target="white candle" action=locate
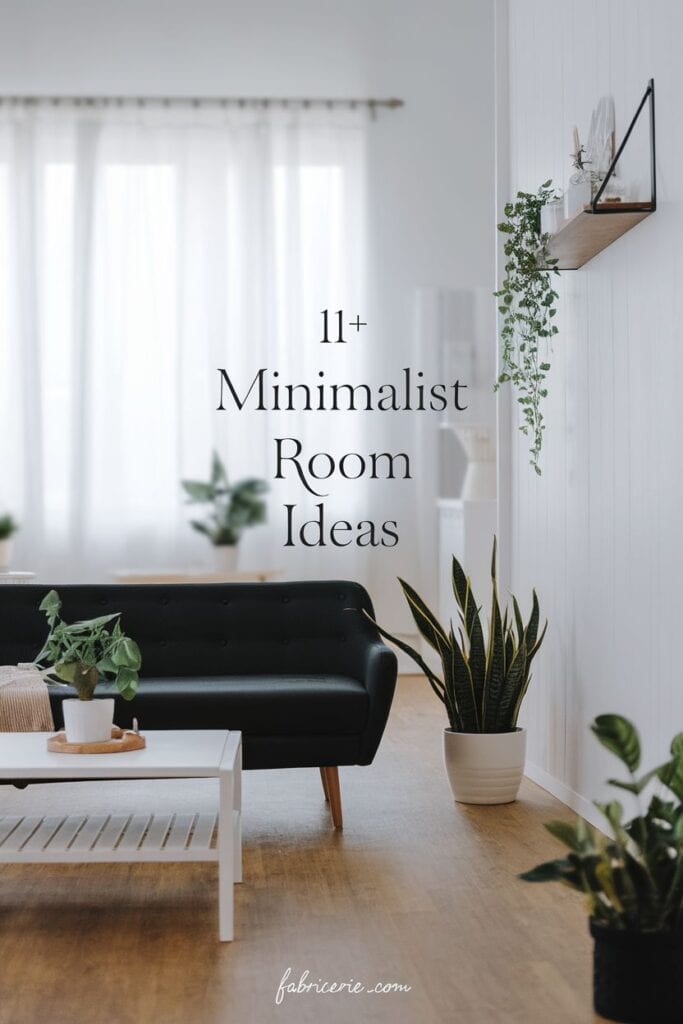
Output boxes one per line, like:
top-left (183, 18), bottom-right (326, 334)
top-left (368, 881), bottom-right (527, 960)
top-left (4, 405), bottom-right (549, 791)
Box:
top-left (573, 125), bottom-right (580, 155)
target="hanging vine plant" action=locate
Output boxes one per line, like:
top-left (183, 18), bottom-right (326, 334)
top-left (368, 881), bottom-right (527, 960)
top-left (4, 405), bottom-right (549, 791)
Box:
top-left (495, 181), bottom-right (561, 475)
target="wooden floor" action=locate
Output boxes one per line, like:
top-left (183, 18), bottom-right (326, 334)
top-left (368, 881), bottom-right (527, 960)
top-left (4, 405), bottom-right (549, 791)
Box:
top-left (0, 677), bottom-right (598, 1024)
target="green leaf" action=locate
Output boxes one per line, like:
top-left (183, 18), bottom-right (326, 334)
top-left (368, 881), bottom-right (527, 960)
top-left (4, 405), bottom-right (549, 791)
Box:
top-left (657, 757), bottom-right (683, 802)
top-left (544, 820), bottom-right (585, 852)
top-left (39, 589), bottom-right (62, 624)
top-left (608, 767), bottom-right (660, 796)
top-left (181, 480), bottom-right (215, 503)
top-left (96, 656), bottom-right (117, 676)
top-left (63, 612), bottom-right (119, 631)
top-left (112, 637), bottom-right (142, 670)
top-left (361, 610), bottom-right (451, 716)
top-left (519, 859), bottom-right (572, 883)
top-left (115, 666), bottom-right (139, 701)
top-left (591, 715), bottom-right (641, 773)
top-left (211, 450), bottom-right (227, 486)
top-left (451, 554), bottom-right (470, 616)
top-left (593, 801), bottom-right (624, 836)
top-left (512, 596), bottom-right (524, 644)
top-left (468, 607), bottom-right (487, 715)
top-left (397, 578), bottom-right (450, 653)
top-left (190, 520), bottom-right (212, 538)
top-left (495, 641), bottom-right (528, 730)
top-left (53, 660), bottom-right (78, 684)
top-left (448, 626), bottom-right (479, 732)
top-left (483, 576), bottom-right (505, 730)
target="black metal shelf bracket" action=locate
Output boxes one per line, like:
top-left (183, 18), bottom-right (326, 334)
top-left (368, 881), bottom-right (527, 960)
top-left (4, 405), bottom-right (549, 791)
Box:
top-left (591, 78), bottom-right (656, 214)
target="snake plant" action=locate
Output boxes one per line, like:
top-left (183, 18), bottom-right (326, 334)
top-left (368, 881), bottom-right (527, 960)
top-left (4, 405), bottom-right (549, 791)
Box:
top-left (369, 538), bottom-right (547, 733)
top-left (521, 715), bottom-right (683, 932)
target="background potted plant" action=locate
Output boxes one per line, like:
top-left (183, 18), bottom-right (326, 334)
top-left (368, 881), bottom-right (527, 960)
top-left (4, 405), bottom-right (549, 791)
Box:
top-left (521, 714), bottom-right (683, 1024)
top-left (181, 451), bottom-right (268, 573)
top-left (369, 538), bottom-right (547, 804)
top-left (34, 589), bottom-right (141, 743)
top-left (0, 513), bottom-right (18, 570)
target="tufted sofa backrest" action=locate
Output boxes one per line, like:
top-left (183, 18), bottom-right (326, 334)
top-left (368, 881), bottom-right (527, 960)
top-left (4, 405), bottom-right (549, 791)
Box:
top-left (0, 581), bottom-right (379, 680)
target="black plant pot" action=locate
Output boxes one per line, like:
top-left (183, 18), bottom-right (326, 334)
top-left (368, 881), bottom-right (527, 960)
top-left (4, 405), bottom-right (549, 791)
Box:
top-left (591, 919), bottom-right (683, 1023)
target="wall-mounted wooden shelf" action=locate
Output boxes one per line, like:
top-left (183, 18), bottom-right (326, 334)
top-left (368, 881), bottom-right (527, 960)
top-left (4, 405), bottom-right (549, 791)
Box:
top-left (541, 202), bottom-right (655, 270)
top-left (539, 79), bottom-right (656, 271)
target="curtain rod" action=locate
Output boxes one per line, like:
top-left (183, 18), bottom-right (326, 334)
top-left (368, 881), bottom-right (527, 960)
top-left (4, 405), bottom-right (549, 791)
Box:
top-left (0, 95), bottom-right (404, 113)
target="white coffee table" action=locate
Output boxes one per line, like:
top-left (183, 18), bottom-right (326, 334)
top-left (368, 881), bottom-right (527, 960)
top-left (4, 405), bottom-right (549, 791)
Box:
top-left (0, 730), bottom-right (242, 941)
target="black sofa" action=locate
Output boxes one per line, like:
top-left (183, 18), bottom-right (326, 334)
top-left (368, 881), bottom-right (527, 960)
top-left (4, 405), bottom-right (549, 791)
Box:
top-left (0, 581), bottom-right (398, 828)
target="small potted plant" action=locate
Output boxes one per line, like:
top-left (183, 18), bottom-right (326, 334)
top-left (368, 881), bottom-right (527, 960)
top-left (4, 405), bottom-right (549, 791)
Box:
top-left (181, 451), bottom-right (268, 573)
top-left (0, 513), bottom-right (18, 570)
top-left (369, 538), bottom-right (547, 804)
top-left (34, 590), bottom-right (141, 743)
top-left (521, 714), bottom-right (683, 1024)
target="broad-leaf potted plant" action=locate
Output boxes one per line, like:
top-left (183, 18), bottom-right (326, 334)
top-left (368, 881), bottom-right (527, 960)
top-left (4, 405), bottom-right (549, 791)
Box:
top-left (0, 513), bottom-right (18, 570)
top-left (34, 590), bottom-right (141, 743)
top-left (181, 451), bottom-right (268, 573)
top-left (521, 715), bottom-right (683, 1024)
top-left (369, 538), bottom-right (547, 804)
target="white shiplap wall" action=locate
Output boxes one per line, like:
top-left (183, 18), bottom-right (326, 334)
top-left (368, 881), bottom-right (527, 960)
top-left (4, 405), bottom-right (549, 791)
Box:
top-left (504, 0), bottom-right (683, 822)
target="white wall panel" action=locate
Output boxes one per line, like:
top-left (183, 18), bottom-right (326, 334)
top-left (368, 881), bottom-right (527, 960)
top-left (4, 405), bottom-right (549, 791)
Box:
top-left (506, 0), bottom-right (683, 820)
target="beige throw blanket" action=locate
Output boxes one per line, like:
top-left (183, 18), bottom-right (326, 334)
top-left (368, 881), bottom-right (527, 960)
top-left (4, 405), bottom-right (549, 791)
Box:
top-left (0, 664), bottom-right (55, 731)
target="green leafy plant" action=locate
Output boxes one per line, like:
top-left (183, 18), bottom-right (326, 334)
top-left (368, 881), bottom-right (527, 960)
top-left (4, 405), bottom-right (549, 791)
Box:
top-left (521, 715), bottom-right (683, 932)
top-left (181, 451), bottom-right (268, 546)
top-left (0, 514), bottom-right (18, 540)
top-left (33, 590), bottom-right (140, 701)
top-left (367, 538), bottom-right (547, 733)
top-left (495, 180), bottom-right (561, 475)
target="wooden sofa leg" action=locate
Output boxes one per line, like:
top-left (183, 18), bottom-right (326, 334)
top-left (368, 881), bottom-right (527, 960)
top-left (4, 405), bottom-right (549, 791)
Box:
top-left (319, 766), bottom-right (330, 802)
top-left (325, 766), bottom-right (343, 830)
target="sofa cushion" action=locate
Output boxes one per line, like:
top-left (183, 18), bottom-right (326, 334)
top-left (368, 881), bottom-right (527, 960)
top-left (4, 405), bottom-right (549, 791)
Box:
top-left (48, 675), bottom-right (369, 736)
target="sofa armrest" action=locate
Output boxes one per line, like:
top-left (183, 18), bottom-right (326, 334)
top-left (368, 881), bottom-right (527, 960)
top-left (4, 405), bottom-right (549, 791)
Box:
top-left (357, 640), bottom-right (398, 765)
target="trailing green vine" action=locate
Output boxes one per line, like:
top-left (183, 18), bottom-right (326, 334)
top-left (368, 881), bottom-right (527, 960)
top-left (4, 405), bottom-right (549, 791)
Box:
top-left (495, 181), bottom-right (561, 475)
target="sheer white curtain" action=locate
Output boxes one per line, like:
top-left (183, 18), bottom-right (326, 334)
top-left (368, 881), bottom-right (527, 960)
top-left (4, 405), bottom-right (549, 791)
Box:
top-left (0, 101), bottom-right (369, 581)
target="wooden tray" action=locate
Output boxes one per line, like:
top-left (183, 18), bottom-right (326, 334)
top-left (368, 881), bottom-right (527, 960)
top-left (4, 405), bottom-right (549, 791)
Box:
top-left (47, 726), bottom-right (146, 754)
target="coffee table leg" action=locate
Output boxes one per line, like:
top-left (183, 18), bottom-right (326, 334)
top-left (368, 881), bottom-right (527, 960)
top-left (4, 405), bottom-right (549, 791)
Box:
top-left (233, 737), bottom-right (242, 884)
top-left (218, 766), bottom-right (235, 941)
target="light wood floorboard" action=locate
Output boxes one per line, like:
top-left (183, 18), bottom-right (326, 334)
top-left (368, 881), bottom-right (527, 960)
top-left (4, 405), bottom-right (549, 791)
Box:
top-left (0, 677), bottom-right (598, 1024)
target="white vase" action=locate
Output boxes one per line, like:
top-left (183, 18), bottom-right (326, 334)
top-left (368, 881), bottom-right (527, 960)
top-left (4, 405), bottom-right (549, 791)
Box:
top-left (540, 199), bottom-right (565, 236)
top-left (0, 538), bottom-right (11, 570)
top-left (442, 728), bottom-right (526, 804)
top-left (213, 545), bottom-right (238, 574)
top-left (454, 425), bottom-right (496, 501)
top-left (564, 178), bottom-right (591, 218)
top-left (62, 698), bottom-right (115, 744)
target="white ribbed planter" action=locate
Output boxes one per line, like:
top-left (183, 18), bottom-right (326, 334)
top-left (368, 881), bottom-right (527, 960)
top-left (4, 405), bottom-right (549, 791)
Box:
top-left (0, 538), bottom-right (11, 570)
top-left (443, 728), bottom-right (526, 805)
top-left (62, 698), bottom-right (114, 743)
top-left (213, 545), bottom-right (238, 574)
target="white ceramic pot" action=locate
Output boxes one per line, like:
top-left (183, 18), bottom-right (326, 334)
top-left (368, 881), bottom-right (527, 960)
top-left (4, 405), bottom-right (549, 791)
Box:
top-left (0, 538), bottom-right (11, 570)
top-left (443, 728), bottom-right (526, 804)
top-left (564, 178), bottom-right (591, 218)
top-left (62, 698), bottom-right (115, 744)
top-left (213, 544), bottom-right (238, 574)
top-left (540, 199), bottom-right (565, 236)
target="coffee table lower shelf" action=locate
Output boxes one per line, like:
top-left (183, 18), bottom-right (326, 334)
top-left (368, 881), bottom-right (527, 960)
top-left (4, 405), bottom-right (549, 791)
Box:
top-left (0, 809), bottom-right (241, 939)
top-left (0, 729), bottom-right (243, 942)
